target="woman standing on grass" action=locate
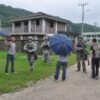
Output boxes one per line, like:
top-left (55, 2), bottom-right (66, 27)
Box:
top-left (5, 36), bottom-right (16, 74)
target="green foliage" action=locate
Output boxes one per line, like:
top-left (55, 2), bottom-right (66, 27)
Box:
top-left (0, 4), bottom-right (33, 27)
top-left (70, 22), bottom-right (100, 32)
top-left (1, 4), bottom-right (99, 32)
top-left (0, 51), bottom-right (76, 93)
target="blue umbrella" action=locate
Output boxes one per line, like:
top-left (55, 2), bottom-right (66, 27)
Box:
top-left (49, 34), bottom-right (73, 55)
top-left (0, 31), bottom-right (10, 37)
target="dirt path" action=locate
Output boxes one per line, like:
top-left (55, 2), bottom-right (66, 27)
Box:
top-left (0, 64), bottom-right (100, 100)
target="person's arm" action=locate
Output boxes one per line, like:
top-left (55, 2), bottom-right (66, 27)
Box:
top-left (4, 40), bottom-right (11, 46)
top-left (75, 43), bottom-right (82, 51)
top-left (41, 42), bottom-right (44, 48)
top-left (29, 43), bottom-right (37, 52)
top-left (23, 44), bottom-right (28, 51)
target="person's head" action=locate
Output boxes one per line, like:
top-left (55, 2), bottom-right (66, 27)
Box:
top-left (92, 38), bottom-right (97, 44)
top-left (27, 36), bottom-right (33, 43)
top-left (11, 36), bottom-right (16, 42)
top-left (78, 36), bottom-right (83, 42)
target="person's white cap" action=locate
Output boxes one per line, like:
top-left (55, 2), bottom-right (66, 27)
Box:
top-left (27, 36), bottom-right (33, 40)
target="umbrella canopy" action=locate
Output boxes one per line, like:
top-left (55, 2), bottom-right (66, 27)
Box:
top-left (49, 34), bottom-right (73, 55)
top-left (0, 31), bottom-right (10, 37)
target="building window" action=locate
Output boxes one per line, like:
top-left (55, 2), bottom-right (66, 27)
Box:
top-left (24, 21), bottom-right (28, 26)
top-left (50, 21), bottom-right (54, 28)
top-left (36, 20), bottom-right (40, 25)
top-left (15, 22), bottom-right (21, 27)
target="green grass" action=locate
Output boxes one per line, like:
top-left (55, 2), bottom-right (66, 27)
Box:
top-left (0, 51), bottom-right (76, 93)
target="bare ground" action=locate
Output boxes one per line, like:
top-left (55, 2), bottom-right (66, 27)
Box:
top-left (0, 63), bottom-right (100, 100)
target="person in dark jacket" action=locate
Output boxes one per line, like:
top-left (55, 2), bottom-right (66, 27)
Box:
top-left (90, 38), bottom-right (100, 79)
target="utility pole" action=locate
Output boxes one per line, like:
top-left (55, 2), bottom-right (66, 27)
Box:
top-left (94, 22), bottom-right (97, 34)
top-left (79, 3), bottom-right (88, 36)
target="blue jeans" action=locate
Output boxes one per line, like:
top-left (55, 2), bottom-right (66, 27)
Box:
top-left (5, 54), bottom-right (15, 73)
top-left (54, 61), bottom-right (67, 80)
top-left (91, 58), bottom-right (100, 78)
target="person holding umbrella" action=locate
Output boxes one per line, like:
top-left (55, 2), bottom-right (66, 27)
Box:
top-left (49, 34), bottom-right (73, 81)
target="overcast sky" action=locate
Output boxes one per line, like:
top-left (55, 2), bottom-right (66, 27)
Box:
top-left (0, 0), bottom-right (100, 27)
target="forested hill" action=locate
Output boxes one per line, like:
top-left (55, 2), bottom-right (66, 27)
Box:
top-left (70, 23), bottom-right (100, 33)
top-left (0, 4), bottom-right (33, 26)
top-left (0, 4), bottom-right (100, 32)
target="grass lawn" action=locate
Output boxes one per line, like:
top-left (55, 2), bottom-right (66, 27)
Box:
top-left (0, 51), bottom-right (76, 93)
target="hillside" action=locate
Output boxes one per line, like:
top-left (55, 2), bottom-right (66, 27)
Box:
top-left (70, 23), bottom-right (100, 33)
top-left (0, 4), bottom-right (100, 32)
top-left (0, 4), bottom-right (33, 26)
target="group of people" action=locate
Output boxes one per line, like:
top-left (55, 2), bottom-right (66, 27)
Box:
top-left (4, 36), bottom-right (51, 74)
top-left (75, 36), bottom-right (100, 79)
top-left (3, 35), bottom-right (100, 80)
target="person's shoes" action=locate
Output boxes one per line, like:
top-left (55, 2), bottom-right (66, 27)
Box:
top-left (6, 73), bottom-right (9, 75)
top-left (30, 67), bottom-right (33, 72)
top-left (54, 76), bottom-right (58, 80)
top-left (76, 70), bottom-right (80, 72)
top-left (62, 78), bottom-right (66, 81)
top-left (95, 76), bottom-right (98, 80)
top-left (91, 75), bottom-right (95, 79)
top-left (83, 71), bottom-right (87, 73)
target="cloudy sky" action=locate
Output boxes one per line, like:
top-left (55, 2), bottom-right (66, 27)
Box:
top-left (0, 0), bottom-right (100, 27)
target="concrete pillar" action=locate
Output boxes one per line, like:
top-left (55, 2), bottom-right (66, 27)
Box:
top-left (65, 24), bottom-right (67, 32)
top-left (21, 22), bottom-right (24, 33)
top-left (28, 20), bottom-right (32, 33)
top-left (42, 18), bottom-right (46, 34)
top-left (20, 36), bottom-right (23, 40)
top-left (12, 23), bottom-right (15, 34)
top-left (55, 21), bottom-right (57, 33)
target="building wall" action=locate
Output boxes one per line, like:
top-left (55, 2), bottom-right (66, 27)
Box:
top-left (45, 19), bottom-right (55, 33)
top-left (57, 22), bottom-right (65, 32)
top-left (83, 33), bottom-right (100, 43)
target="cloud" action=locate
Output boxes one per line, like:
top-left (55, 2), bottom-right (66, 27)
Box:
top-left (0, 0), bottom-right (100, 26)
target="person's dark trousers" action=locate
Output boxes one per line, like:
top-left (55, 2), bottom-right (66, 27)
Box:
top-left (5, 54), bottom-right (15, 73)
top-left (54, 61), bottom-right (67, 80)
top-left (91, 58), bottom-right (100, 78)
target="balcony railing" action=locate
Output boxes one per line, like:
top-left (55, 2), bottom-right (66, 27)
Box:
top-left (0, 27), bottom-right (12, 33)
top-left (14, 25), bottom-right (42, 33)
top-left (31, 25), bottom-right (42, 33)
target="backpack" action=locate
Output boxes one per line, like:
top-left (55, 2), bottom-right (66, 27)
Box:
top-left (93, 44), bottom-right (100, 58)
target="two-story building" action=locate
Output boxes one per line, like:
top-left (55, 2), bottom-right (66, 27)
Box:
top-left (10, 12), bottom-right (70, 41)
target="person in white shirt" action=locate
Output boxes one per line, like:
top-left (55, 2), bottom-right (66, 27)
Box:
top-left (5, 36), bottom-right (16, 74)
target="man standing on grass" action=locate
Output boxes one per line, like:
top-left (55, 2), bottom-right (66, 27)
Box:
top-left (75, 36), bottom-right (86, 73)
top-left (90, 38), bottom-right (100, 79)
top-left (24, 36), bottom-right (37, 72)
top-left (5, 36), bottom-right (16, 74)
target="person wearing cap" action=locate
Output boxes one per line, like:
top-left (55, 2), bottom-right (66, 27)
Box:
top-left (24, 36), bottom-right (37, 72)
top-left (75, 36), bottom-right (87, 73)
top-left (5, 36), bottom-right (16, 74)
top-left (41, 36), bottom-right (51, 64)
